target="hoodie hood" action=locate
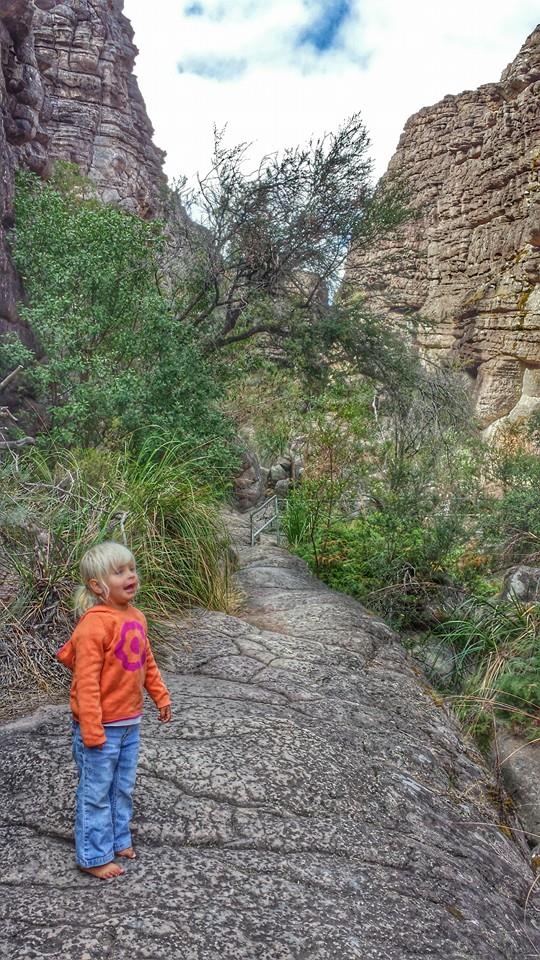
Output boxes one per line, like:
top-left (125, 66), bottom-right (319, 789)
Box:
top-left (77, 604), bottom-right (125, 623)
top-left (56, 604), bottom-right (133, 670)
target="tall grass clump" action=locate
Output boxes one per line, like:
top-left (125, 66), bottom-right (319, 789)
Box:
top-left (429, 597), bottom-right (540, 745)
top-left (0, 440), bottom-right (239, 711)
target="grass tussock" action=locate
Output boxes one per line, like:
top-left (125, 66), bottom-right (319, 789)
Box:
top-left (430, 597), bottom-right (540, 745)
top-left (0, 439), bottom-right (240, 712)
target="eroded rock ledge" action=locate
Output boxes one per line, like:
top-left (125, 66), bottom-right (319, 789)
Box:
top-left (32, 0), bottom-right (165, 216)
top-left (1, 511), bottom-right (539, 958)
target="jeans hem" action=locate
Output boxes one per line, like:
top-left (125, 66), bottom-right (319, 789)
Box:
top-left (114, 837), bottom-right (132, 852)
top-left (77, 851), bottom-right (115, 868)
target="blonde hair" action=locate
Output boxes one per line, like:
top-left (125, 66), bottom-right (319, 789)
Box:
top-left (74, 541), bottom-right (137, 617)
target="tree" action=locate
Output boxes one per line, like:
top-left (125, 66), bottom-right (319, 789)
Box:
top-left (162, 115), bottom-right (409, 383)
top-left (7, 113), bottom-right (411, 453)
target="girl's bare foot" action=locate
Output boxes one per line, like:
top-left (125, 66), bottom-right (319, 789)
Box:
top-left (115, 846), bottom-right (136, 859)
top-left (79, 862), bottom-right (125, 879)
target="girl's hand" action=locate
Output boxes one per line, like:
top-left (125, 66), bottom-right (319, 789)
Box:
top-left (158, 704), bottom-right (172, 723)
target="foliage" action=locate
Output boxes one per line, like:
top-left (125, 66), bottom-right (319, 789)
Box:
top-left (220, 363), bottom-right (309, 463)
top-left (9, 166), bottom-right (237, 471)
top-left (429, 598), bottom-right (540, 741)
top-left (1, 439), bottom-right (236, 613)
top-left (162, 117), bottom-right (411, 386)
top-left (269, 365), bottom-right (480, 626)
top-left (481, 418), bottom-right (540, 566)
top-left (288, 501), bottom-right (465, 627)
top-left (0, 441), bottom-right (240, 704)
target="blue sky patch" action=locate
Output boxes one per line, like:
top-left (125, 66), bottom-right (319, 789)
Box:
top-left (298, 0), bottom-right (353, 53)
top-left (184, 2), bottom-right (204, 15)
top-left (178, 55), bottom-right (248, 80)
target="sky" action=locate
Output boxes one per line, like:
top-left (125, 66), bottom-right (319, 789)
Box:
top-left (123, 0), bottom-right (539, 185)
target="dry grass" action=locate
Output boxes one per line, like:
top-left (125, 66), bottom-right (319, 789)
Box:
top-left (0, 440), bottom-right (239, 706)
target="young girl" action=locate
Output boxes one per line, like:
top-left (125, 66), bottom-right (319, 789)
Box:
top-left (57, 540), bottom-right (172, 880)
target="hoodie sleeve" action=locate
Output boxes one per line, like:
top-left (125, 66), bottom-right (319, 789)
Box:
top-left (73, 618), bottom-right (107, 747)
top-left (144, 639), bottom-right (171, 709)
top-left (56, 636), bottom-right (75, 671)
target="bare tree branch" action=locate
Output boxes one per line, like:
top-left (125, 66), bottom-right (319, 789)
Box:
top-left (0, 365), bottom-right (23, 393)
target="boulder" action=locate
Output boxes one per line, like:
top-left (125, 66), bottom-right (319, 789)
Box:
top-left (500, 565), bottom-right (540, 602)
top-left (268, 463), bottom-right (288, 484)
top-left (232, 449), bottom-right (265, 511)
top-left (411, 638), bottom-right (456, 686)
top-left (273, 477), bottom-right (291, 497)
top-left (497, 730), bottom-right (540, 860)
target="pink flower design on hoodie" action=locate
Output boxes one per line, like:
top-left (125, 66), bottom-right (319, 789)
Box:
top-left (114, 620), bottom-right (147, 672)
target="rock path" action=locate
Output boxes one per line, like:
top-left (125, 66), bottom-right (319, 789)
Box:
top-left (1, 509), bottom-right (539, 958)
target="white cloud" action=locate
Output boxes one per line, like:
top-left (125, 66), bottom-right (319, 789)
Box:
top-left (123, 0), bottom-right (539, 184)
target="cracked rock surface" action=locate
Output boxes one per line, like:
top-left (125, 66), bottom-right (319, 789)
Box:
top-left (1, 509), bottom-right (539, 959)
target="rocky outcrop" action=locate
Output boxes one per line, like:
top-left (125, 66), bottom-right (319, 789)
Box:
top-left (32, 0), bottom-right (165, 216)
top-left (0, 0), bottom-right (49, 337)
top-left (1, 508), bottom-right (539, 958)
top-left (0, 0), bottom-right (165, 338)
top-left (497, 730), bottom-right (540, 859)
top-left (233, 449), bottom-right (267, 511)
top-left (501, 564), bottom-right (540, 602)
top-left (348, 26), bottom-right (540, 431)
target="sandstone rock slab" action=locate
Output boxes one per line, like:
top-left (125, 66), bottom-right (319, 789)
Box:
top-left (0, 510), bottom-right (539, 957)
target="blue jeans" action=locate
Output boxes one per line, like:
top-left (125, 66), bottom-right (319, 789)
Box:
top-left (72, 722), bottom-right (140, 867)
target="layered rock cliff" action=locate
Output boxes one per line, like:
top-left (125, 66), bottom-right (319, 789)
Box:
top-left (32, 0), bottom-right (165, 215)
top-left (0, 0), bottom-right (165, 337)
top-left (348, 26), bottom-right (540, 432)
top-left (0, 0), bottom-right (49, 338)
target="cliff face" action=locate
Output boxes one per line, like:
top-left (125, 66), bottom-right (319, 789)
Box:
top-left (0, 0), bottom-right (165, 337)
top-left (32, 0), bottom-right (165, 216)
top-left (0, 0), bottom-right (49, 337)
top-left (348, 27), bottom-right (540, 432)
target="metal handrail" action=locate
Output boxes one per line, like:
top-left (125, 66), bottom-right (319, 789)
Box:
top-left (250, 494), bottom-right (283, 546)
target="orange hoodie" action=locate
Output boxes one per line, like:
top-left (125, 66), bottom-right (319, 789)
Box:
top-left (57, 604), bottom-right (170, 747)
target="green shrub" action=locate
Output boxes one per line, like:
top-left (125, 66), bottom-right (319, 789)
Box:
top-left (285, 498), bottom-right (465, 627)
top-left (9, 166), bottom-right (237, 467)
top-left (481, 419), bottom-right (540, 565)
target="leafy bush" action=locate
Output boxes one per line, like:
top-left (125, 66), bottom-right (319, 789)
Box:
top-left (9, 166), bottom-right (237, 467)
top-left (272, 369), bottom-right (479, 627)
top-left (285, 498), bottom-right (465, 627)
top-left (481, 421), bottom-right (540, 565)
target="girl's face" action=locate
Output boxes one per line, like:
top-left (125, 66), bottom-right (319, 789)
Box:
top-left (90, 560), bottom-right (139, 610)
